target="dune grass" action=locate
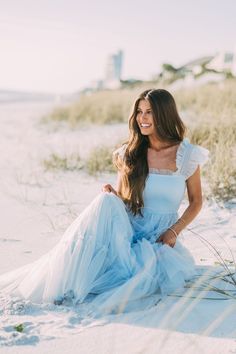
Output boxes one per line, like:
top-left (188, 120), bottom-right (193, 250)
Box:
top-left (42, 146), bottom-right (118, 175)
top-left (85, 146), bottom-right (116, 175)
top-left (189, 123), bottom-right (236, 200)
top-left (174, 79), bottom-right (236, 201)
top-left (43, 79), bottom-right (236, 201)
top-left (43, 81), bottom-right (161, 126)
top-left (174, 79), bottom-right (236, 123)
top-left (43, 153), bottom-right (84, 171)
top-left (44, 90), bottom-right (136, 126)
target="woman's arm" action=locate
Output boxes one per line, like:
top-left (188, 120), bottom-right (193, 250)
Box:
top-left (101, 171), bottom-right (121, 196)
top-left (157, 166), bottom-right (203, 247)
top-left (172, 165), bottom-right (203, 234)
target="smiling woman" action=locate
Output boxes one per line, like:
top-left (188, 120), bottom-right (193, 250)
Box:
top-left (0, 88), bottom-right (209, 317)
top-left (117, 89), bottom-right (187, 217)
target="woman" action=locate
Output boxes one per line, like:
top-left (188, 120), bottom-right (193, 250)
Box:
top-left (0, 88), bottom-right (209, 316)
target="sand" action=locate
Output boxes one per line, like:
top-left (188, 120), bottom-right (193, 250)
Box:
top-left (0, 101), bottom-right (236, 353)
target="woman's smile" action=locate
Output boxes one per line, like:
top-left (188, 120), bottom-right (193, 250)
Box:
top-left (140, 123), bottom-right (152, 128)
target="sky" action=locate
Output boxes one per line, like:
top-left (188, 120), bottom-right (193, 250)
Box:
top-left (0, 0), bottom-right (235, 94)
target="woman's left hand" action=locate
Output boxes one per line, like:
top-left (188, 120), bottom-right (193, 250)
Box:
top-left (101, 184), bottom-right (117, 195)
top-left (155, 229), bottom-right (177, 248)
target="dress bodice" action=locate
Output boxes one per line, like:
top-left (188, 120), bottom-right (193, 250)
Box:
top-left (113, 138), bottom-right (209, 215)
top-left (143, 174), bottom-right (186, 214)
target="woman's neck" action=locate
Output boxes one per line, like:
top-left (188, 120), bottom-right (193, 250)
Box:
top-left (148, 136), bottom-right (172, 151)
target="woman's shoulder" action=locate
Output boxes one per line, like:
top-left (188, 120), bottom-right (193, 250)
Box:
top-left (177, 137), bottom-right (209, 179)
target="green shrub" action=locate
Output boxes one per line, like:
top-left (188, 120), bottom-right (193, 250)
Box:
top-left (14, 324), bottom-right (24, 333)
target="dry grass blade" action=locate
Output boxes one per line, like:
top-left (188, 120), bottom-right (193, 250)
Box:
top-left (187, 227), bottom-right (236, 286)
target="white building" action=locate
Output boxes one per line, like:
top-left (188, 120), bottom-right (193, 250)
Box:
top-left (104, 50), bottom-right (123, 89)
top-left (206, 50), bottom-right (236, 76)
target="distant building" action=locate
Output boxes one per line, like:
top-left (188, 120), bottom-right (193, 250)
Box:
top-left (206, 50), bottom-right (236, 76)
top-left (160, 50), bottom-right (236, 90)
top-left (180, 56), bottom-right (214, 74)
top-left (104, 50), bottom-right (123, 89)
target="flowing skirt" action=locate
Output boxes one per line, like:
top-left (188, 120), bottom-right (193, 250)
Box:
top-left (0, 192), bottom-right (196, 316)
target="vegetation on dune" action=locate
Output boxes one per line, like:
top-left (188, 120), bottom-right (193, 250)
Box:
top-left (43, 153), bottom-right (84, 171)
top-left (44, 90), bottom-right (135, 126)
top-left (174, 79), bottom-right (236, 123)
top-left (43, 79), bottom-right (236, 201)
top-left (189, 123), bottom-right (236, 201)
top-left (174, 80), bottom-right (236, 201)
top-left (85, 146), bottom-right (116, 175)
top-left (43, 81), bottom-right (162, 126)
top-left (43, 145), bottom-right (118, 175)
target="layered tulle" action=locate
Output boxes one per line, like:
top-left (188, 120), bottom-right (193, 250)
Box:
top-left (0, 192), bottom-right (196, 316)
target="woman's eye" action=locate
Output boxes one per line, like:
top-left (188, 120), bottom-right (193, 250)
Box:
top-left (136, 110), bottom-right (152, 115)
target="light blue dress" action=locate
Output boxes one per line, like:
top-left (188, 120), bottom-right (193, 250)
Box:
top-left (0, 138), bottom-right (209, 316)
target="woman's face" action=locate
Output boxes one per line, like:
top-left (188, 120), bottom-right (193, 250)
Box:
top-left (136, 99), bottom-right (157, 137)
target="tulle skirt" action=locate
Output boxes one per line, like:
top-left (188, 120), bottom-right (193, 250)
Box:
top-left (0, 192), bottom-right (196, 316)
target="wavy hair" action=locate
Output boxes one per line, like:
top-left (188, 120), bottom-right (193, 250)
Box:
top-left (113, 88), bottom-right (186, 216)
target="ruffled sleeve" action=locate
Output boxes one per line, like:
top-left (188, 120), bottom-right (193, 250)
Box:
top-left (176, 138), bottom-right (209, 180)
top-left (112, 144), bottom-right (128, 172)
top-left (112, 143), bottom-right (127, 161)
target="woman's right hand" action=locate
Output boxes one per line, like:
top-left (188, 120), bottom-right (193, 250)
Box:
top-left (156, 229), bottom-right (177, 248)
top-left (101, 184), bottom-right (117, 195)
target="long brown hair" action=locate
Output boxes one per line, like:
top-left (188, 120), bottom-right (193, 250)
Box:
top-left (113, 88), bottom-right (186, 216)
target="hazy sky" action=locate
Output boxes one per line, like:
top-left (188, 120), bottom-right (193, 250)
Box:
top-left (0, 0), bottom-right (235, 93)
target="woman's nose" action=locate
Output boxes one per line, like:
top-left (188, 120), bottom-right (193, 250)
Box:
top-left (141, 112), bottom-right (148, 119)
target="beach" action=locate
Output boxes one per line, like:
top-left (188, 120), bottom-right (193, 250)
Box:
top-left (0, 101), bottom-right (236, 353)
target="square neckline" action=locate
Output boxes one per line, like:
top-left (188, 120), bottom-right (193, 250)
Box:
top-left (148, 139), bottom-right (184, 176)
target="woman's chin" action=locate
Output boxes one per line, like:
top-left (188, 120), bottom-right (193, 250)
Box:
top-left (140, 131), bottom-right (151, 135)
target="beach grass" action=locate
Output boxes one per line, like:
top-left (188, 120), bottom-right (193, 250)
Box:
top-left (43, 79), bottom-right (236, 201)
top-left (85, 145), bottom-right (116, 175)
top-left (174, 79), bottom-right (236, 123)
top-left (42, 146), bottom-right (118, 175)
top-left (189, 122), bottom-right (236, 200)
top-left (174, 79), bottom-right (236, 201)
top-left (43, 153), bottom-right (84, 171)
top-left (44, 90), bottom-right (136, 126)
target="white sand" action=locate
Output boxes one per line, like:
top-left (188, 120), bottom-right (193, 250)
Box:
top-left (0, 101), bottom-right (236, 353)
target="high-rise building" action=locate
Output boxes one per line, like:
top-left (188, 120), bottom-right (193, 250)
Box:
top-left (105, 50), bottom-right (123, 88)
